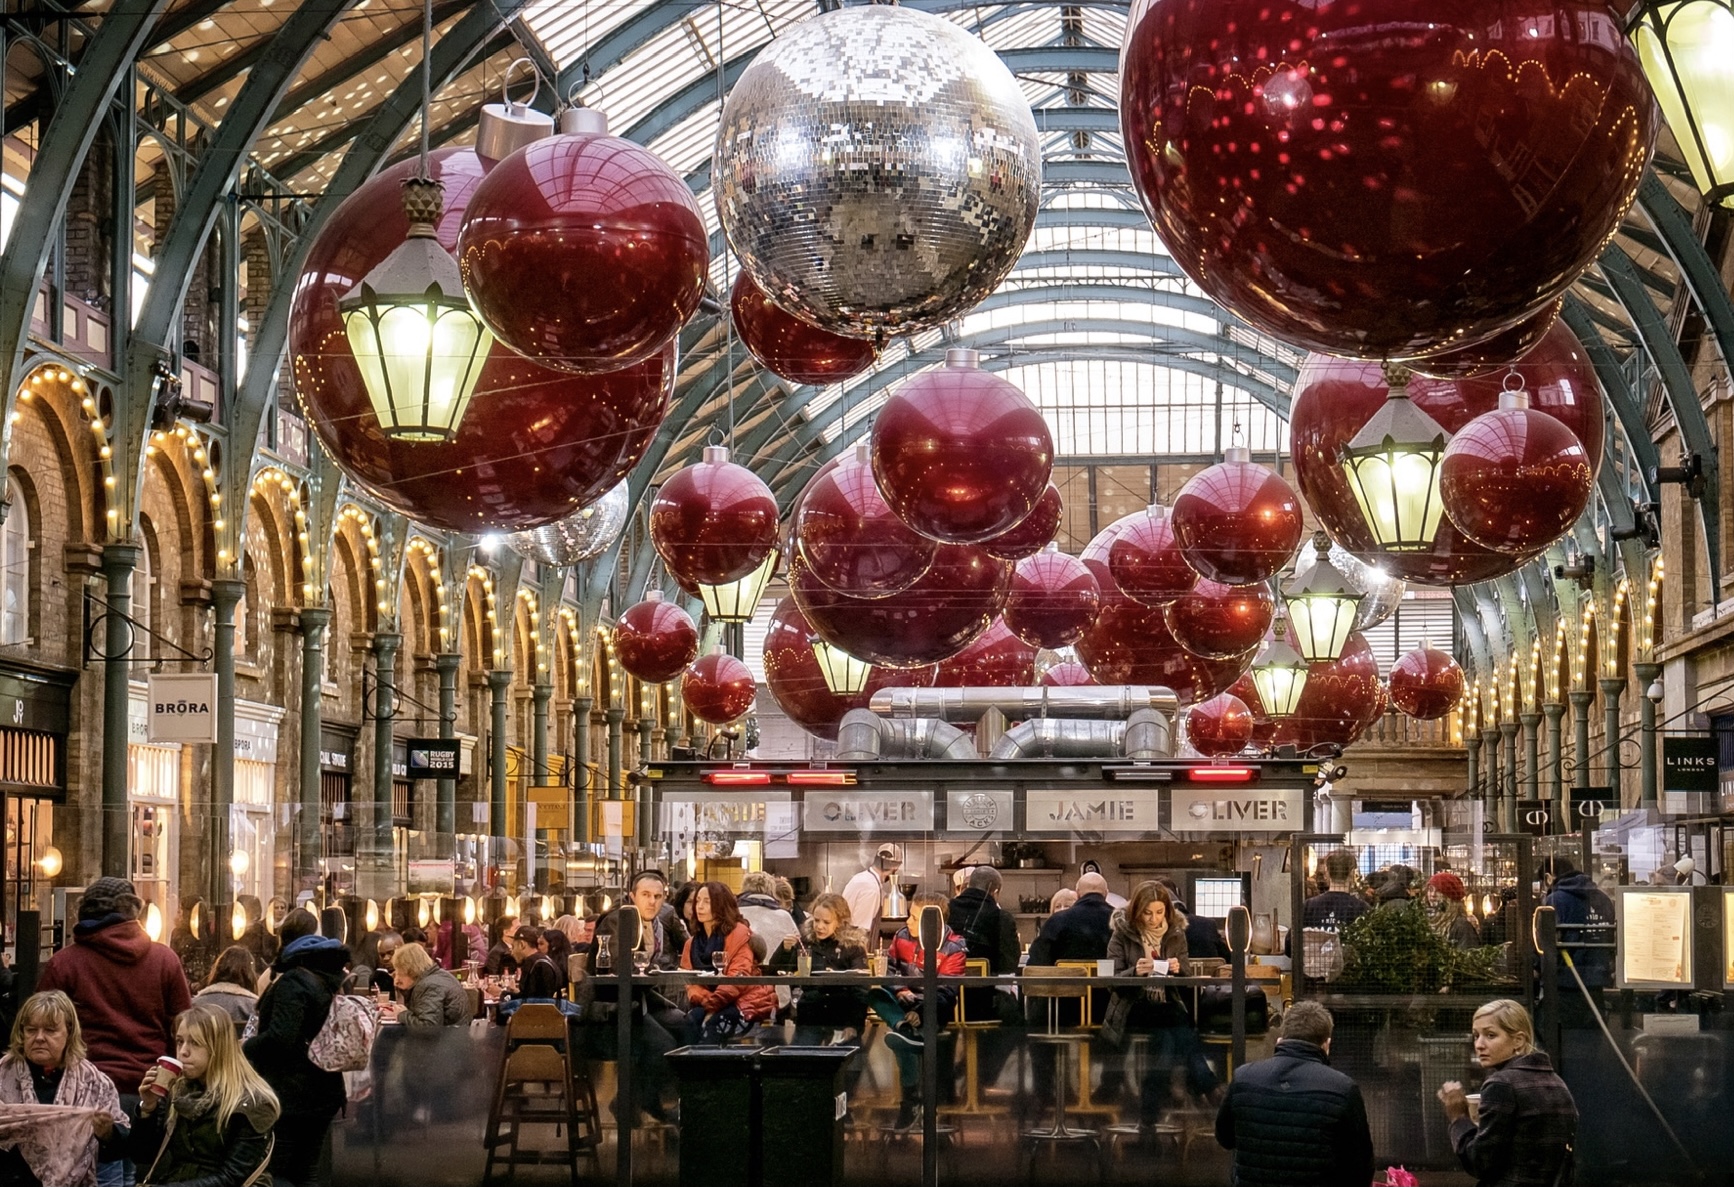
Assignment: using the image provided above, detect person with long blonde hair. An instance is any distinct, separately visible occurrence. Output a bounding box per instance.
[132,1003,279,1187]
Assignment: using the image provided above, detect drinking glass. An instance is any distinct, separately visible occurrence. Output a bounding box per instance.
[632,948,652,976]
[596,936,612,972]
[712,951,728,974]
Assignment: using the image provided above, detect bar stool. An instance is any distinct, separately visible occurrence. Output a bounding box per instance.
[483,1004,601,1187]
[942,958,1009,1121]
[1019,966,1100,1171]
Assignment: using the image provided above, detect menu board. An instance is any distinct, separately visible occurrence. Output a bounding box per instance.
[1616,888,1693,989]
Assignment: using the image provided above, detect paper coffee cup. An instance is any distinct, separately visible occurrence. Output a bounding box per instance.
[1465,1093,1481,1123]
[150,1056,182,1097]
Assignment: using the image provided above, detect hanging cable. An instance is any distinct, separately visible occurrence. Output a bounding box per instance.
[718,0,736,452]
[419,0,432,179]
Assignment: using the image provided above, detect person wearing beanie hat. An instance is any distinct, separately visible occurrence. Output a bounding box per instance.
[1424,872,1481,950]
[36,877,192,1098]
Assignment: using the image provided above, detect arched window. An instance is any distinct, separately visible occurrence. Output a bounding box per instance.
[1,477,31,645]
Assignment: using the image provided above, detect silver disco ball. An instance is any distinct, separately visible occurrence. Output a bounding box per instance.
[506,481,630,566]
[713,4,1041,339]
[1329,543,1406,631]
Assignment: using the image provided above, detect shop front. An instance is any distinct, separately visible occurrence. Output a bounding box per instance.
[0,659,74,960]
[232,703,283,902]
[127,684,181,931]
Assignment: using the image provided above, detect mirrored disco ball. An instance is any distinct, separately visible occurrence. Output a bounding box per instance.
[1328,543,1406,632]
[506,480,630,566]
[714,4,1041,339]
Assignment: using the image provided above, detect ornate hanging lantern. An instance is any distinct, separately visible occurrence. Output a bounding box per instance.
[1283,531,1365,664]
[340,178,493,442]
[1629,0,1734,208]
[1340,363,1451,552]
[810,637,872,696]
[1249,617,1309,719]
[697,548,779,625]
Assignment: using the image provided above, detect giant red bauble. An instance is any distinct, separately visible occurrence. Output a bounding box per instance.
[458,124,707,373]
[613,594,700,683]
[1274,632,1383,752]
[1041,661,1097,688]
[1076,591,1251,703]
[1388,643,1465,721]
[1005,546,1100,649]
[871,353,1054,543]
[1171,455,1303,586]
[1119,0,1657,360]
[1290,320,1605,584]
[731,272,878,386]
[982,483,1064,561]
[794,446,936,598]
[1227,673,1277,749]
[290,148,671,532]
[1439,405,1594,556]
[792,545,1011,668]
[934,619,1038,687]
[1164,579,1275,661]
[650,448,780,586]
[761,597,935,740]
[1187,694,1254,759]
[1109,506,1196,607]
[682,651,757,724]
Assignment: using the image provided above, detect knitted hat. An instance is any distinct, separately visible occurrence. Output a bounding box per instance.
[1427,872,1466,902]
[78,877,143,922]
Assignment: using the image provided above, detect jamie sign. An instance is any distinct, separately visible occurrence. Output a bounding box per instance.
[1170,786,1302,832]
[146,673,219,744]
[1026,789,1158,834]
[803,791,933,833]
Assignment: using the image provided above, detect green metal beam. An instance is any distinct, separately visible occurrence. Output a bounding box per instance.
[1639,174,1734,373]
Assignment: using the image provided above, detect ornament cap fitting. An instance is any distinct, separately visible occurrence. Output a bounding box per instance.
[1144,501,1168,521]
[1043,541,1059,553]
[854,442,871,463]
[702,444,731,465]
[645,590,664,604]
[1224,444,1252,464]
[1497,388,1531,411]
[561,106,609,136]
[945,347,981,369]
[475,101,555,163]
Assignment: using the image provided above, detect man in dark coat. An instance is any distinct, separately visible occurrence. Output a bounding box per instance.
[1025,872,1114,966]
[948,865,1023,1084]
[1541,857,1615,1020]
[244,933,350,1187]
[1215,1001,1374,1187]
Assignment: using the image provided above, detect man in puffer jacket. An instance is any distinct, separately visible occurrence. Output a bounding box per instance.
[1215,1002,1373,1187]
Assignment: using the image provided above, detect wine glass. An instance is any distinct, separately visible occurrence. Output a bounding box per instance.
[632,947,652,976]
[712,951,728,974]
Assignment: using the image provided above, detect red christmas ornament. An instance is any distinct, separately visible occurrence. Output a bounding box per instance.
[1410,301,1563,381]
[1227,673,1277,749]
[1171,448,1304,587]
[650,446,780,586]
[1363,679,1391,734]
[1080,512,1141,591]
[794,445,936,598]
[1041,661,1097,688]
[731,272,878,385]
[290,148,672,532]
[871,348,1054,543]
[612,593,699,683]
[933,619,1038,687]
[1389,643,1465,721]
[981,483,1064,561]
[682,649,757,724]
[1109,504,1197,607]
[1119,0,1657,360]
[1075,593,1249,703]
[1439,390,1594,556]
[458,110,707,374]
[1290,320,1605,584]
[792,544,1011,669]
[1187,694,1254,759]
[1004,545,1101,649]
[1164,579,1275,661]
[1274,632,1383,752]
[761,597,935,740]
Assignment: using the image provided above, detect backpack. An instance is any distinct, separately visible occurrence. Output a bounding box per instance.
[309,993,378,1072]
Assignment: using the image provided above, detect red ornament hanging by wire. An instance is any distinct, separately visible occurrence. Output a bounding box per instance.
[1041,661,1097,688]
[794,444,937,598]
[731,272,879,386]
[761,596,935,740]
[1170,447,1304,587]
[792,544,1011,668]
[933,618,1038,687]
[1109,504,1197,607]
[682,649,757,725]
[1164,579,1275,661]
[981,483,1064,561]
[613,593,700,684]
[1388,642,1464,721]
[1004,544,1100,649]
[650,445,780,587]
[1438,380,1594,556]
[1187,693,1255,759]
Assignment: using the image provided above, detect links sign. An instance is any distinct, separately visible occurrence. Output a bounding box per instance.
[146,673,219,744]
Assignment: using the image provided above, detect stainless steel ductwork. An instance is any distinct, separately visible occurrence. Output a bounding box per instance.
[834,709,980,761]
[988,707,1172,760]
[869,685,1178,722]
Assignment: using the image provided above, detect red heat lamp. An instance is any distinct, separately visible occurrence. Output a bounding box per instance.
[701,768,857,786]
[1184,766,1258,784]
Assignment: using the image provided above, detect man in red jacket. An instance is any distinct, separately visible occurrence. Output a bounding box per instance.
[37,877,192,1095]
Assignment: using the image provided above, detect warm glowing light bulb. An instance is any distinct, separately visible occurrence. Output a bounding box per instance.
[34,846,62,878]
[229,849,250,877]
[366,898,381,932]
[232,901,247,941]
[145,902,164,943]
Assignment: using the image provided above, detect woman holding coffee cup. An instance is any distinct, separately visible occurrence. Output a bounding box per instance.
[0,990,129,1187]
[1437,999,1577,1187]
[133,1003,279,1187]
[1106,881,1216,1132]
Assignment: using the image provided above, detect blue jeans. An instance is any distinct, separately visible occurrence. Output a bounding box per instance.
[96,1161,134,1187]
[684,1003,750,1044]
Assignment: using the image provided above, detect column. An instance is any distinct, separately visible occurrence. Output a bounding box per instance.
[1542,701,1566,813]
[370,633,400,881]
[210,578,244,914]
[1499,720,1519,831]
[606,706,625,799]
[1599,677,1626,801]
[434,653,460,841]
[636,715,655,848]
[1520,711,1541,802]
[1478,726,1497,808]
[1569,689,1594,790]
[1465,731,1481,804]
[296,607,330,886]
[1633,661,1661,809]
[101,543,139,879]
[572,696,593,845]
[532,683,552,783]
[487,670,511,847]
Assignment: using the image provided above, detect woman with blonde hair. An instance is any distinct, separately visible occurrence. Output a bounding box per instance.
[133,1003,279,1187]
[0,991,129,1187]
[1438,999,1577,1186]
[387,942,471,1029]
[767,892,869,1044]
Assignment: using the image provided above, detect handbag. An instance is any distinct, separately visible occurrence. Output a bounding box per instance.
[1099,992,1132,1047]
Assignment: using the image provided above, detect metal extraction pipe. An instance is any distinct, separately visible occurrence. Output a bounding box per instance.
[989,707,1172,760]
[835,710,980,761]
[869,685,1178,722]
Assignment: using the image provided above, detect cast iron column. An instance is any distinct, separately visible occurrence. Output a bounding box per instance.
[1465,731,1481,803]
[1542,701,1566,812]
[1599,677,1626,802]
[1633,662,1661,808]
[434,653,460,841]
[572,696,593,844]
[296,607,330,886]
[487,670,511,848]
[532,683,552,783]
[1520,711,1541,802]
[636,715,656,848]
[370,633,400,881]
[100,543,139,878]
[1569,689,1594,790]
[1479,726,1498,809]
[210,578,244,913]
[1499,719,1519,830]
[606,706,625,798]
